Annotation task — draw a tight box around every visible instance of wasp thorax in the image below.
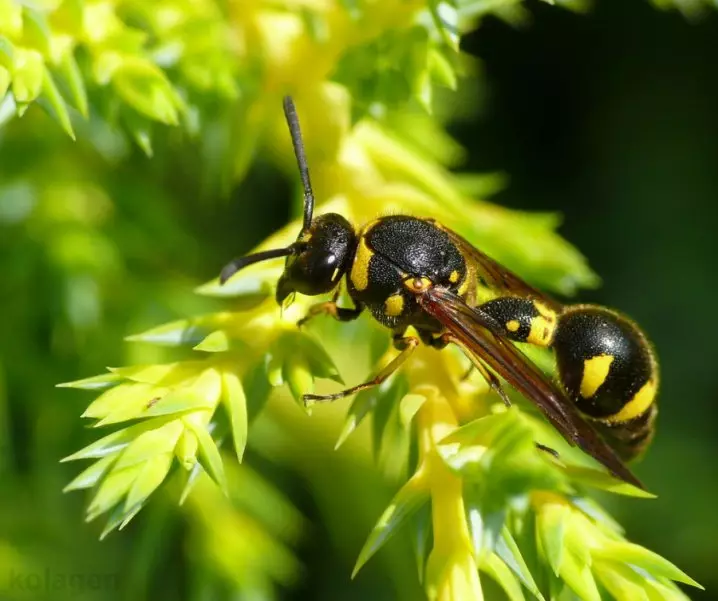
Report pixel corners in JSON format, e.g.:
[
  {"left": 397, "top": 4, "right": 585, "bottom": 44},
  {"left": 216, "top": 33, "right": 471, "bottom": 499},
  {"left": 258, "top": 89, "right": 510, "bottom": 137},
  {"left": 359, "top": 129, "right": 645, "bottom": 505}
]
[{"left": 275, "top": 213, "right": 356, "bottom": 304}]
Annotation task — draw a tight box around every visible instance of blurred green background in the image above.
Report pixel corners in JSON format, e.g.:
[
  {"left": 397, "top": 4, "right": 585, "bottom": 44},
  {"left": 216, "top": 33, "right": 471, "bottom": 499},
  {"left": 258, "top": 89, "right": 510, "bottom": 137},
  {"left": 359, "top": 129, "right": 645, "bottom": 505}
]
[{"left": 0, "top": 1, "right": 716, "bottom": 600}]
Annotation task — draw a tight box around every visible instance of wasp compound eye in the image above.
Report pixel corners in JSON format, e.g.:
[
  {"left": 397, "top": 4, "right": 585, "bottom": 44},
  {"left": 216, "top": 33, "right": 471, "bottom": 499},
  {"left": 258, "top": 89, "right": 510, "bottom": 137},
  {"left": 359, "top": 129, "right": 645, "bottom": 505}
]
[{"left": 277, "top": 249, "right": 340, "bottom": 300}]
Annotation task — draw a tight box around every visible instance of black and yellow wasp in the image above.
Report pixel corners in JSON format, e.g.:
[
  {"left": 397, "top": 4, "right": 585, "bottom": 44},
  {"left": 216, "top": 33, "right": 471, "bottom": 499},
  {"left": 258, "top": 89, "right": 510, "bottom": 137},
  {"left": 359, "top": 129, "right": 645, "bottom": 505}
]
[{"left": 219, "top": 97, "right": 658, "bottom": 489}]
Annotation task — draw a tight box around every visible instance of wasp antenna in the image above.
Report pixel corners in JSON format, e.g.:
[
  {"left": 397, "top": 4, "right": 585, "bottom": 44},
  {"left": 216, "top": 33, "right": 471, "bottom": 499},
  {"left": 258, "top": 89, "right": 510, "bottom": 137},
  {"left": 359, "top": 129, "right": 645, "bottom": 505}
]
[
  {"left": 219, "top": 246, "right": 295, "bottom": 285},
  {"left": 283, "top": 96, "right": 315, "bottom": 232}
]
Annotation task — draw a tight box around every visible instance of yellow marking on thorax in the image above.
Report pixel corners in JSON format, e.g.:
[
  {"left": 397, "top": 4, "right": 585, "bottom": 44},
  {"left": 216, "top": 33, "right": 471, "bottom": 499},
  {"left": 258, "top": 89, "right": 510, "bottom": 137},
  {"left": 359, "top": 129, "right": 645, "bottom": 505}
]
[
  {"left": 606, "top": 379, "right": 657, "bottom": 424},
  {"left": 449, "top": 270, "right": 460, "bottom": 283},
  {"left": 506, "top": 320, "right": 520, "bottom": 333},
  {"left": 580, "top": 355, "right": 614, "bottom": 399},
  {"left": 384, "top": 294, "right": 405, "bottom": 317},
  {"left": 526, "top": 301, "right": 557, "bottom": 346},
  {"left": 350, "top": 235, "right": 373, "bottom": 291}
]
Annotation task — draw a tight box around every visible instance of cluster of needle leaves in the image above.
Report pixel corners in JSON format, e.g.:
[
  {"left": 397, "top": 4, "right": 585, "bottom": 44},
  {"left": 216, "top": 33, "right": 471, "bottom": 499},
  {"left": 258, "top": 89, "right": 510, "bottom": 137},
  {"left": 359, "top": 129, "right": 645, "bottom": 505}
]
[{"left": 1, "top": 1, "right": 709, "bottom": 600}]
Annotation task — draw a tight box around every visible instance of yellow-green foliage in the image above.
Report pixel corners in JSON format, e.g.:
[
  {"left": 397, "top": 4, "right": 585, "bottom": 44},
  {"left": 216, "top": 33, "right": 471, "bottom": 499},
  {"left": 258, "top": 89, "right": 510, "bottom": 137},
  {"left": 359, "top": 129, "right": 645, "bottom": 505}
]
[{"left": 0, "top": 1, "right": 703, "bottom": 600}]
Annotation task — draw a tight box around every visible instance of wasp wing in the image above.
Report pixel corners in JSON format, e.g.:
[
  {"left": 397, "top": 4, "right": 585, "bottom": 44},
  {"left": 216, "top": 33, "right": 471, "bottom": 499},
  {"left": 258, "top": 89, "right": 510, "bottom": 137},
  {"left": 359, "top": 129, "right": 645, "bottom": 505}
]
[
  {"left": 419, "top": 286, "right": 643, "bottom": 489},
  {"left": 431, "top": 221, "right": 562, "bottom": 311}
]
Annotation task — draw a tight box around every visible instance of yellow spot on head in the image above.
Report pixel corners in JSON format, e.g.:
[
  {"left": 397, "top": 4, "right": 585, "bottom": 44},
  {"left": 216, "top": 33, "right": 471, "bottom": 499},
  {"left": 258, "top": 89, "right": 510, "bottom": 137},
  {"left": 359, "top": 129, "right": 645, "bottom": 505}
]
[
  {"left": 580, "top": 355, "right": 614, "bottom": 399},
  {"left": 606, "top": 379, "right": 657, "bottom": 423},
  {"left": 404, "top": 277, "right": 432, "bottom": 293},
  {"left": 449, "top": 270, "right": 460, "bottom": 283},
  {"left": 350, "top": 236, "right": 372, "bottom": 291},
  {"left": 506, "top": 320, "right": 520, "bottom": 333},
  {"left": 384, "top": 294, "right": 405, "bottom": 317}
]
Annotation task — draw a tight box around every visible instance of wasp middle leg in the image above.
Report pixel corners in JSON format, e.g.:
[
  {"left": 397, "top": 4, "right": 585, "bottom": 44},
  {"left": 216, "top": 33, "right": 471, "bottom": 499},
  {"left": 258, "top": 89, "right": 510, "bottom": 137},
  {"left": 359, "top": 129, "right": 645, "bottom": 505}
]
[{"left": 302, "top": 334, "right": 418, "bottom": 404}]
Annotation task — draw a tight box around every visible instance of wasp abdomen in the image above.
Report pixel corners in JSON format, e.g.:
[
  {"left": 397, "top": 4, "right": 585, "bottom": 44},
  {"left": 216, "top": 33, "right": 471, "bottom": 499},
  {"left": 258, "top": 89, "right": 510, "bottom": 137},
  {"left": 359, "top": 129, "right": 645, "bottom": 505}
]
[{"left": 553, "top": 306, "right": 658, "bottom": 461}]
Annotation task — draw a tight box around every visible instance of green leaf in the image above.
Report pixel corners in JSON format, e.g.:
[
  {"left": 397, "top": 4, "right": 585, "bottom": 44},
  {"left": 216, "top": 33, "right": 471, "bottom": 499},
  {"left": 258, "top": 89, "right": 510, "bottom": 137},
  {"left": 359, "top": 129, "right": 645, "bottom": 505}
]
[
  {"left": 183, "top": 418, "right": 228, "bottom": 495},
  {"left": 594, "top": 560, "right": 651, "bottom": 601},
  {"left": 429, "top": 1, "right": 460, "bottom": 49},
  {"left": 195, "top": 264, "right": 283, "bottom": 298},
  {"left": 174, "top": 428, "right": 198, "bottom": 470},
  {"left": 536, "top": 500, "right": 569, "bottom": 575},
  {"left": 441, "top": 407, "right": 516, "bottom": 446},
  {"left": 593, "top": 542, "right": 703, "bottom": 589},
  {"left": 86, "top": 466, "right": 137, "bottom": 521},
  {"left": 0, "top": 4, "right": 22, "bottom": 39},
  {"left": 82, "top": 382, "right": 156, "bottom": 422},
  {"left": 63, "top": 455, "right": 118, "bottom": 492},
  {"left": 22, "top": 7, "right": 52, "bottom": 56},
  {"left": 124, "top": 453, "right": 173, "bottom": 512},
  {"left": 266, "top": 349, "right": 284, "bottom": 387},
  {"left": 465, "top": 487, "right": 506, "bottom": 560},
  {"left": 140, "top": 389, "right": 215, "bottom": 418},
  {"left": 0, "top": 37, "right": 13, "bottom": 70},
  {"left": 99, "top": 501, "right": 140, "bottom": 540},
  {"left": 222, "top": 370, "right": 248, "bottom": 462},
  {"left": 243, "top": 359, "right": 273, "bottom": 421},
  {"left": 644, "top": 578, "right": 693, "bottom": 601},
  {"left": 178, "top": 462, "right": 203, "bottom": 506},
  {"left": 428, "top": 48, "right": 457, "bottom": 90},
  {"left": 335, "top": 378, "right": 386, "bottom": 449},
  {"left": 12, "top": 48, "right": 45, "bottom": 104},
  {"left": 123, "top": 108, "right": 154, "bottom": 156},
  {"left": 59, "top": 51, "right": 88, "bottom": 117},
  {"left": 126, "top": 314, "right": 232, "bottom": 346},
  {"left": 112, "top": 58, "right": 183, "bottom": 124},
  {"left": 63, "top": 429, "right": 131, "bottom": 462},
  {"left": 481, "top": 553, "right": 526, "bottom": 601},
  {"left": 282, "top": 353, "right": 314, "bottom": 408},
  {"left": 299, "top": 334, "right": 344, "bottom": 384},
  {"left": 193, "top": 367, "right": 223, "bottom": 405},
  {"left": 57, "top": 371, "right": 122, "bottom": 390},
  {"left": 110, "top": 362, "right": 201, "bottom": 386},
  {"left": 113, "top": 421, "right": 184, "bottom": 471},
  {"left": 562, "top": 465, "right": 656, "bottom": 498},
  {"left": 372, "top": 375, "right": 408, "bottom": 459},
  {"left": 399, "top": 393, "right": 426, "bottom": 428},
  {"left": 555, "top": 544, "right": 601, "bottom": 601},
  {"left": 411, "top": 501, "right": 432, "bottom": 584},
  {"left": 0, "top": 64, "right": 8, "bottom": 98},
  {"left": 496, "top": 528, "right": 545, "bottom": 601},
  {"left": 569, "top": 496, "right": 623, "bottom": 535},
  {"left": 353, "top": 474, "right": 429, "bottom": 577},
  {"left": 193, "top": 329, "right": 244, "bottom": 352}
]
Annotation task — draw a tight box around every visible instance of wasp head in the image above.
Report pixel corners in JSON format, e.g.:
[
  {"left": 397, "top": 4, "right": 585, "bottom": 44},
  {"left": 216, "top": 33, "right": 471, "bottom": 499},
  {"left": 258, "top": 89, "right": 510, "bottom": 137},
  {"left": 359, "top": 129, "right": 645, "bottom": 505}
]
[{"left": 275, "top": 213, "right": 356, "bottom": 305}]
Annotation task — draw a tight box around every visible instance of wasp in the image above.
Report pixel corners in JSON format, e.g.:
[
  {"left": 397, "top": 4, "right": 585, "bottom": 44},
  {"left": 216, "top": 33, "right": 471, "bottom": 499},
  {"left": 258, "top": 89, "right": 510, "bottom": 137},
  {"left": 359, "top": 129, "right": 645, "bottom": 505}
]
[{"left": 219, "top": 97, "right": 658, "bottom": 489}]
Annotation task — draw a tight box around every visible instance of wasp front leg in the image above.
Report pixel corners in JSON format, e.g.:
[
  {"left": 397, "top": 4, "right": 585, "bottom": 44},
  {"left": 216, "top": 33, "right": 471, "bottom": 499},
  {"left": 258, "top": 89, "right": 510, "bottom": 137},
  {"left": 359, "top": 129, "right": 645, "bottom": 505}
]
[
  {"left": 297, "top": 287, "right": 364, "bottom": 327},
  {"left": 303, "top": 334, "right": 418, "bottom": 404}
]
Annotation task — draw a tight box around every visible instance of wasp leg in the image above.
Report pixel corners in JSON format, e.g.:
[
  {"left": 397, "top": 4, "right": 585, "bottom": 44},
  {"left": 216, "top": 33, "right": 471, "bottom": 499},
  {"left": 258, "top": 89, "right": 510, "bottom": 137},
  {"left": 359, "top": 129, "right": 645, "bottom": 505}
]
[
  {"left": 297, "top": 289, "right": 364, "bottom": 327},
  {"left": 303, "top": 335, "right": 419, "bottom": 404},
  {"left": 475, "top": 361, "right": 512, "bottom": 407},
  {"left": 460, "top": 365, "right": 475, "bottom": 382},
  {"left": 438, "top": 332, "right": 512, "bottom": 407},
  {"left": 535, "top": 442, "right": 560, "bottom": 459},
  {"left": 419, "top": 331, "right": 479, "bottom": 382}
]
